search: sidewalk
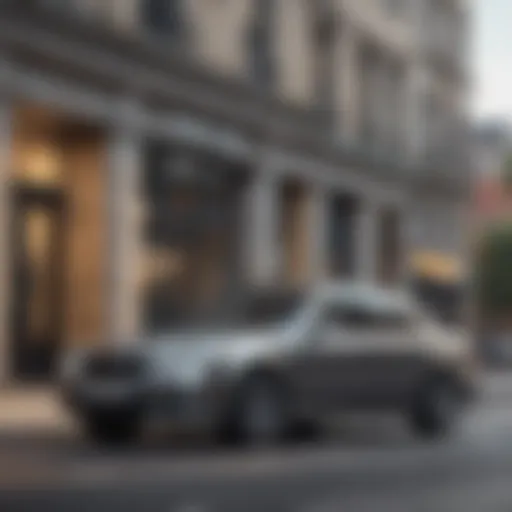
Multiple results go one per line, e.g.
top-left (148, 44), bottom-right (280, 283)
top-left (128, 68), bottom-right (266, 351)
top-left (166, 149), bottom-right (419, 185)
top-left (0, 387), bottom-right (73, 435)
top-left (0, 372), bottom-right (512, 436)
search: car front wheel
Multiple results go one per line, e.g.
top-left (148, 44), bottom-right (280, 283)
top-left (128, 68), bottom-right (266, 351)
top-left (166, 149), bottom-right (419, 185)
top-left (409, 378), bottom-right (462, 439)
top-left (233, 376), bottom-right (290, 447)
top-left (85, 411), bottom-right (142, 446)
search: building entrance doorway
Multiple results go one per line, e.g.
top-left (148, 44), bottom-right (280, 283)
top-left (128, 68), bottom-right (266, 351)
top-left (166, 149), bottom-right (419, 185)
top-left (10, 185), bottom-right (66, 381)
top-left (329, 195), bottom-right (357, 278)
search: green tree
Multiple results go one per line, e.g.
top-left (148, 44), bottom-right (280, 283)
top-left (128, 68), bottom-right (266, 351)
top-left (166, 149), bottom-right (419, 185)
top-left (501, 153), bottom-right (512, 190)
top-left (477, 223), bottom-right (512, 317)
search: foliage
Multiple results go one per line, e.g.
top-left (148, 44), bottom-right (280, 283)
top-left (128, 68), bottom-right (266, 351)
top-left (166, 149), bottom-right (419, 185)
top-left (501, 153), bottom-right (512, 190)
top-left (476, 222), bottom-right (512, 316)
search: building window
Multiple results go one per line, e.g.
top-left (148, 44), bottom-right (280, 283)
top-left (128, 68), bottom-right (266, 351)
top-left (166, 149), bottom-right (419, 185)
top-left (247, 0), bottom-right (275, 89)
top-left (359, 45), bottom-right (381, 150)
top-left (309, 1), bottom-right (337, 121)
top-left (386, 60), bottom-right (405, 156)
top-left (141, 0), bottom-right (183, 40)
top-left (329, 196), bottom-right (357, 278)
top-left (377, 208), bottom-right (401, 284)
top-left (36, 0), bottom-right (94, 18)
top-left (142, 143), bottom-right (248, 331)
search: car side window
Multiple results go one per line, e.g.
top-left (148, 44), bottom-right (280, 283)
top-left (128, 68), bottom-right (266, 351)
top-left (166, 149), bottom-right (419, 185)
top-left (374, 311), bottom-right (410, 330)
top-left (314, 292), bottom-right (413, 346)
top-left (316, 303), bottom-right (374, 345)
top-left (340, 307), bottom-right (376, 328)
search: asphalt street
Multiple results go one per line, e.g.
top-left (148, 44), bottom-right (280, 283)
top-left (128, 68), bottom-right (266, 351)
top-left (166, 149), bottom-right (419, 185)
top-left (2, 376), bottom-right (512, 512)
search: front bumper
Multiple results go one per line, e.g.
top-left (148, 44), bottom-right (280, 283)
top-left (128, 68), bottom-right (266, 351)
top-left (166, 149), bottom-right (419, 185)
top-left (62, 377), bottom-right (235, 432)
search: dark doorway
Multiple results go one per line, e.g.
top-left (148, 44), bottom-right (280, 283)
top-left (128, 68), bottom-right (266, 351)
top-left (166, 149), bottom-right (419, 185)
top-left (279, 181), bottom-right (306, 287)
top-left (329, 195), bottom-right (357, 278)
top-left (377, 207), bottom-right (401, 285)
top-left (10, 185), bottom-right (66, 381)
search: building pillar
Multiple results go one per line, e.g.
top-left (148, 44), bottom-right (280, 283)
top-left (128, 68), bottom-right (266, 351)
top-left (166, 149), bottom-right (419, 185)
top-left (0, 95), bottom-right (12, 382)
top-left (106, 100), bottom-right (145, 342)
top-left (243, 168), bottom-right (280, 287)
top-left (356, 198), bottom-right (378, 283)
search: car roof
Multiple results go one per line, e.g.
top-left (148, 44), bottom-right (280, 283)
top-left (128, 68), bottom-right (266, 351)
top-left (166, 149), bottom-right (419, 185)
top-left (316, 281), bottom-right (412, 315)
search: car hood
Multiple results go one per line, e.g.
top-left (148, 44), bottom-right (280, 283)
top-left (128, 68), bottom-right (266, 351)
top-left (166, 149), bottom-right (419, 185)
top-left (139, 329), bottom-right (285, 385)
top-left (418, 322), bottom-right (471, 361)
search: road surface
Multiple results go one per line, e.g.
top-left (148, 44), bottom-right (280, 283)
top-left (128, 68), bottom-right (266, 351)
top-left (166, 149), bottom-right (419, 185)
top-left (2, 375), bottom-right (512, 511)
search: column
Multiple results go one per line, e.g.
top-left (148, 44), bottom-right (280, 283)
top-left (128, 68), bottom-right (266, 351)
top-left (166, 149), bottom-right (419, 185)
top-left (243, 167), bottom-right (280, 288)
top-left (0, 96), bottom-right (12, 382)
top-left (106, 99), bottom-right (145, 342)
top-left (356, 198), bottom-right (378, 283)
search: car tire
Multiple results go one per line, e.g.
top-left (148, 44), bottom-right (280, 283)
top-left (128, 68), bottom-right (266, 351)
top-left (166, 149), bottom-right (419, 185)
top-left (232, 376), bottom-right (290, 447)
top-left (409, 378), bottom-right (461, 440)
top-left (85, 411), bottom-right (141, 446)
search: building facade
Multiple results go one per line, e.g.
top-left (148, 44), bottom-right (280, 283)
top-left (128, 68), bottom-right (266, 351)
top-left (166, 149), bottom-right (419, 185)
top-left (0, 0), bottom-right (470, 383)
top-left (472, 122), bottom-right (512, 240)
top-left (406, 0), bottom-right (471, 321)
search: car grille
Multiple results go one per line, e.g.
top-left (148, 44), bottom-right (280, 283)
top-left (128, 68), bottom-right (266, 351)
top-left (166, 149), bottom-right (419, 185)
top-left (85, 354), bottom-right (145, 380)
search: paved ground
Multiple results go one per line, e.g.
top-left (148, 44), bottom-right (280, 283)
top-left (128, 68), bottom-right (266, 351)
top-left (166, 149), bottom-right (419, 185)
top-left (1, 372), bottom-right (512, 512)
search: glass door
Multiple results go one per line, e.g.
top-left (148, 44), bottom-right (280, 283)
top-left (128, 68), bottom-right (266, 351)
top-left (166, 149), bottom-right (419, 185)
top-left (10, 186), bottom-right (65, 381)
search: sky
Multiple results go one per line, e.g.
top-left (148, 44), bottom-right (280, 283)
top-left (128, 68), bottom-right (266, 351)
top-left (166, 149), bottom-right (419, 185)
top-left (472, 0), bottom-right (512, 121)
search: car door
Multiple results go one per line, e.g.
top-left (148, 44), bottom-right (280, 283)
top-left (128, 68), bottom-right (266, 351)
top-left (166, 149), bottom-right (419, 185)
top-left (325, 302), bottom-right (383, 411)
top-left (285, 301), bottom-right (356, 419)
top-left (348, 301), bottom-right (425, 410)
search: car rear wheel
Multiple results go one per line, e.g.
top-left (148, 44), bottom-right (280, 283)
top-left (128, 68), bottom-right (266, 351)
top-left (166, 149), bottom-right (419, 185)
top-left (233, 376), bottom-right (290, 447)
top-left (85, 411), bottom-right (141, 446)
top-left (409, 378), bottom-right (462, 439)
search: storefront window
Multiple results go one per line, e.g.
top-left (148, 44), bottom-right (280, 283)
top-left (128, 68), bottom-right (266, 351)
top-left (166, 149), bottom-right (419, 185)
top-left (141, 145), bottom-right (246, 333)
